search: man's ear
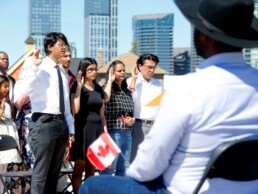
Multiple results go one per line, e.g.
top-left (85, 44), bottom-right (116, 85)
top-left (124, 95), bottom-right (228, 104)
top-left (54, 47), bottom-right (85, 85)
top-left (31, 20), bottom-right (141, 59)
top-left (199, 31), bottom-right (207, 42)
top-left (137, 64), bottom-right (141, 72)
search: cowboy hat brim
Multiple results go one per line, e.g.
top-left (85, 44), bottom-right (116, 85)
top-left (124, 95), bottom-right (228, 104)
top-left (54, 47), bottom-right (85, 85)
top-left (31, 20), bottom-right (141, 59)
top-left (175, 0), bottom-right (258, 48)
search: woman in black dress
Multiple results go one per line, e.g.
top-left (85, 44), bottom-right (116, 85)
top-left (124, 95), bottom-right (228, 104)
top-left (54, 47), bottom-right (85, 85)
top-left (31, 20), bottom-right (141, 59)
top-left (69, 58), bottom-right (107, 194)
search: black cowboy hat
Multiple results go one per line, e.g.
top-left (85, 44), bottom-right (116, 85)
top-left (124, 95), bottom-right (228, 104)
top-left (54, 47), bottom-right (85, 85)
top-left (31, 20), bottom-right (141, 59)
top-left (175, 0), bottom-right (258, 48)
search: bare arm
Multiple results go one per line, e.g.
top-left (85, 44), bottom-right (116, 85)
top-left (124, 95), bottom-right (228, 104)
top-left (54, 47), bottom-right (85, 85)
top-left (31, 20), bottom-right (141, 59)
top-left (104, 67), bottom-right (115, 102)
top-left (100, 100), bottom-right (107, 132)
top-left (0, 99), bottom-right (5, 118)
top-left (129, 64), bottom-right (138, 92)
top-left (71, 71), bottom-right (83, 114)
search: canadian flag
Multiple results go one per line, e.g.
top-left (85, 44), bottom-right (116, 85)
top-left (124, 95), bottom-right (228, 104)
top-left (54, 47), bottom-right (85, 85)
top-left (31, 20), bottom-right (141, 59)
top-left (65, 141), bottom-right (71, 161)
top-left (87, 132), bottom-right (121, 171)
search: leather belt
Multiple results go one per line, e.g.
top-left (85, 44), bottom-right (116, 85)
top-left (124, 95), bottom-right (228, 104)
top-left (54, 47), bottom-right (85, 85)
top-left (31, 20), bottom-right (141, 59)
top-left (136, 118), bottom-right (154, 125)
top-left (32, 112), bottom-right (64, 122)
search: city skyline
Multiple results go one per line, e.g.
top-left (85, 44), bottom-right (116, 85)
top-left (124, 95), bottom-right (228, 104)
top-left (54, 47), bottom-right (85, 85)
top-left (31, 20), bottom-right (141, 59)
top-left (0, 0), bottom-right (191, 65)
top-left (84, 0), bottom-right (118, 64)
top-left (133, 13), bottom-right (174, 74)
top-left (30, 0), bottom-right (61, 51)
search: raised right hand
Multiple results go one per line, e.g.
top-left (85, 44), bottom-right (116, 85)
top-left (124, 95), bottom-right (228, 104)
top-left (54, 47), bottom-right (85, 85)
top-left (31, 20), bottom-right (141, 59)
top-left (33, 48), bottom-right (43, 66)
top-left (76, 71), bottom-right (84, 88)
top-left (108, 67), bottom-right (115, 82)
top-left (132, 64), bottom-right (138, 80)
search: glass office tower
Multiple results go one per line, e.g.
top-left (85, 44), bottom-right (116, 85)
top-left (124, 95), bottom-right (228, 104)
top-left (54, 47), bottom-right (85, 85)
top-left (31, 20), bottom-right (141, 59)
top-left (29, 0), bottom-right (61, 53)
top-left (84, 0), bottom-right (118, 64)
top-left (132, 13), bottom-right (174, 74)
top-left (243, 0), bottom-right (258, 69)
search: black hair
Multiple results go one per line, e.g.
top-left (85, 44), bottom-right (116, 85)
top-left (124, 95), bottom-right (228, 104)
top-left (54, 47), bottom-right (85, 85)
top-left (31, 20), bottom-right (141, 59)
top-left (77, 57), bottom-right (98, 84)
top-left (194, 28), bottom-right (242, 58)
top-left (136, 53), bottom-right (159, 70)
top-left (0, 51), bottom-right (8, 56)
top-left (44, 32), bottom-right (69, 56)
top-left (106, 60), bottom-right (129, 92)
top-left (0, 75), bottom-right (9, 86)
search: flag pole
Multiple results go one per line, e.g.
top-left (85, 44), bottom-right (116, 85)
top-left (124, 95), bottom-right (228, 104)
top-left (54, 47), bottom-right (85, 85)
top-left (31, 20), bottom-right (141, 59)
top-left (119, 152), bottom-right (131, 166)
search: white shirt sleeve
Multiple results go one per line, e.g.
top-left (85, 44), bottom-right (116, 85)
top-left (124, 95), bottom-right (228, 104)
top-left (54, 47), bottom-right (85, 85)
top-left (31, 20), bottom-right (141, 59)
top-left (22, 57), bottom-right (39, 96)
top-left (126, 85), bottom-right (189, 181)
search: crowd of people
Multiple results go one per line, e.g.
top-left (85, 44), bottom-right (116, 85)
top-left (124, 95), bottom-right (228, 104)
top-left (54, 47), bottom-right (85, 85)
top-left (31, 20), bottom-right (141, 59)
top-left (1, 0), bottom-right (258, 194)
top-left (0, 30), bottom-right (161, 194)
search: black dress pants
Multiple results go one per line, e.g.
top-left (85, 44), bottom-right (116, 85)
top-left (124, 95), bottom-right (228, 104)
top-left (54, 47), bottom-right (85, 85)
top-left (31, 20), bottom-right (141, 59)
top-left (28, 114), bottom-right (69, 194)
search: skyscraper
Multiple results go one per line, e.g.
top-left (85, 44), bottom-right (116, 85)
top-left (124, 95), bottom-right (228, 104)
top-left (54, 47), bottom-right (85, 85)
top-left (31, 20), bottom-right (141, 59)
top-left (173, 51), bottom-right (191, 75)
top-left (84, 0), bottom-right (118, 65)
top-left (190, 25), bottom-right (203, 72)
top-left (29, 0), bottom-right (61, 53)
top-left (243, 0), bottom-right (258, 68)
top-left (132, 13), bottom-right (174, 74)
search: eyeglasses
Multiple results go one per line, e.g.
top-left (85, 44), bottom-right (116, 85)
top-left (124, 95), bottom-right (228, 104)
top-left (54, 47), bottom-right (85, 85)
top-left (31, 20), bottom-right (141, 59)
top-left (143, 65), bottom-right (156, 71)
top-left (55, 43), bottom-right (69, 50)
top-left (87, 68), bottom-right (98, 72)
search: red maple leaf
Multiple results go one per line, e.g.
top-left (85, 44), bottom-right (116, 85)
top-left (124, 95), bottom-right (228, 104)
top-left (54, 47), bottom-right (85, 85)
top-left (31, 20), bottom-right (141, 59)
top-left (97, 144), bottom-right (110, 157)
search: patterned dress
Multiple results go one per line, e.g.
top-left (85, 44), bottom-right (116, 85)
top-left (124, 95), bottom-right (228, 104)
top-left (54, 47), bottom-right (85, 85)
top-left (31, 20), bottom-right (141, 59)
top-left (6, 102), bottom-right (34, 194)
top-left (0, 102), bottom-right (21, 164)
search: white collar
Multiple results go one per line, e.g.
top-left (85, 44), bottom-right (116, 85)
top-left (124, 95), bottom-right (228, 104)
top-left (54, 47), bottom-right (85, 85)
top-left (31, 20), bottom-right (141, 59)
top-left (197, 52), bottom-right (246, 70)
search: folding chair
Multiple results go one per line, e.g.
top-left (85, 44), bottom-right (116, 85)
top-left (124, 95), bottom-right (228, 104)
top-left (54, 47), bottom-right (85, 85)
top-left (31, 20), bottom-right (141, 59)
top-left (0, 134), bottom-right (74, 193)
top-left (59, 161), bottom-right (74, 193)
top-left (193, 136), bottom-right (258, 194)
top-left (0, 134), bottom-right (32, 193)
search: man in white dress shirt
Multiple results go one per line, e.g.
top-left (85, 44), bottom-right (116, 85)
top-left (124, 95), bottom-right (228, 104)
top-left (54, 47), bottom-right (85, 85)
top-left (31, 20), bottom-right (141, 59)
top-left (23, 32), bottom-right (75, 194)
top-left (127, 53), bottom-right (162, 162)
top-left (78, 0), bottom-right (258, 193)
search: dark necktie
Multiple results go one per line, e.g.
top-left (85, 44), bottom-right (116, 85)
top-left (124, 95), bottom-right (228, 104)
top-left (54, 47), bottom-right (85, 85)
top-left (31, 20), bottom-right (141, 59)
top-left (56, 65), bottom-right (65, 113)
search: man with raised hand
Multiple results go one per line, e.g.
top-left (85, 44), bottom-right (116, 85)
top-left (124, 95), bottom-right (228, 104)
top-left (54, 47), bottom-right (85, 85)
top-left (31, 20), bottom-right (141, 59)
top-left (23, 32), bottom-right (75, 194)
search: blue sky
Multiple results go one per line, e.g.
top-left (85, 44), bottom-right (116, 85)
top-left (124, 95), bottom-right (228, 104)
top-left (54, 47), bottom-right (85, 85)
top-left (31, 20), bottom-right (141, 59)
top-left (0, 0), bottom-right (191, 65)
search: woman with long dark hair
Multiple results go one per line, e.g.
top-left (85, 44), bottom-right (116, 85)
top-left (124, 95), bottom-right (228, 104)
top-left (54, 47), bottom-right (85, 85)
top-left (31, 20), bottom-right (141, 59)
top-left (101, 60), bottom-right (135, 176)
top-left (69, 57), bottom-right (107, 194)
